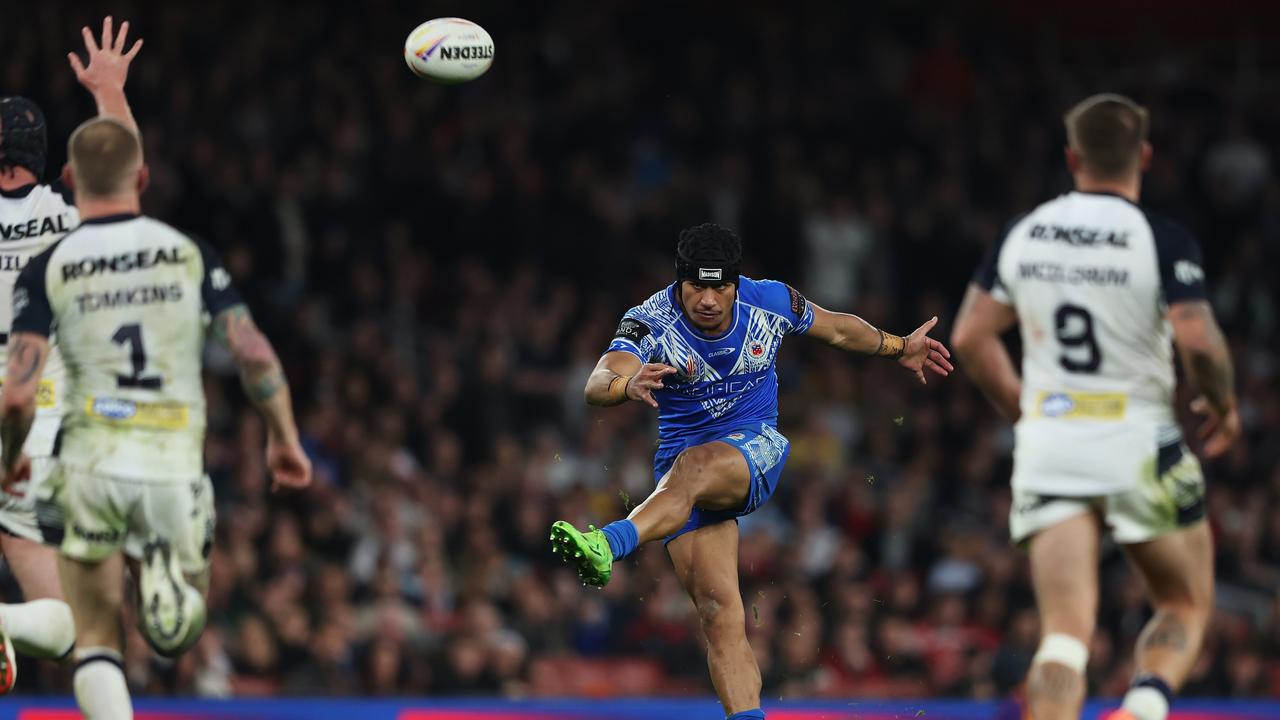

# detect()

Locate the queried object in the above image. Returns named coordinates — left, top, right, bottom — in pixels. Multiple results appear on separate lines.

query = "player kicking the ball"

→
left=0, top=17, right=141, bottom=692
left=551, top=223, right=952, bottom=720
left=1, top=116, right=310, bottom=719
left=952, top=94, right=1235, bottom=720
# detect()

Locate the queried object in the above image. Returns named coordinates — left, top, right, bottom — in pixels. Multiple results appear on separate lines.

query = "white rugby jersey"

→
left=12, top=213, right=241, bottom=481
left=975, top=191, right=1207, bottom=494
left=0, top=182, right=78, bottom=456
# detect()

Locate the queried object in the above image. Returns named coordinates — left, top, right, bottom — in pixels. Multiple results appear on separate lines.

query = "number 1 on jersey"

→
left=112, top=323, right=163, bottom=389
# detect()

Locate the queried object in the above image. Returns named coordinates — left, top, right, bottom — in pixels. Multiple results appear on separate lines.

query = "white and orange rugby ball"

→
left=404, top=18, right=494, bottom=84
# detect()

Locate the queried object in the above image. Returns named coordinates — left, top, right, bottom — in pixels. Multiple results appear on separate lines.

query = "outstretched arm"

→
left=1168, top=300, right=1239, bottom=457
left=211, top=305, right=311, bottom=490
left=804, top=303, right=953, bottom=384
left=951, top=284, right=1021, bottom=420
left=68, top=17, right=143, bottom=138
left=0, top=333, right=49, bottom=481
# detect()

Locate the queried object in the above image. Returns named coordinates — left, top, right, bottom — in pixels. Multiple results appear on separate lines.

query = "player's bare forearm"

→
left=1170, top=301, right=1236, bottom=413
left=585, top=351, right=672, bottom=409
left=953, top=285, right=1022, bottom=420
left=0, top=334, right=48, bottom=471
left=213, top=305, right=298, bottom=440
left=958, top=335, right=1022, bottom=420
left=805, top=305, right=901, bottom=356
left=585, top=366, right=626, bottom=406
left=585, top=351, right=642, bottom=406
left=93, top=86, right=140, bottom=138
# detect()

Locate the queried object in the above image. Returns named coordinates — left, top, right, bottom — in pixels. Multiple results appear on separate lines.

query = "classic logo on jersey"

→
left=61, top=246, right=188, bottom=282
left=708, top=347, right=736, bottom=358
left=1174, top=260, right=1204, bottom=285
left=1028, top=223, right=1129, bottom=248
left=614, top=318, right=651, bottom=345
left=0, top=215, right=72, bottom=241
left=698, top=268, right=722, bottom=282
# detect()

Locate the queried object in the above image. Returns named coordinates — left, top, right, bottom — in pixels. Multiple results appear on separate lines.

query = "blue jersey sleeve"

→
left=747, top=278, right=815, bottom=335
left=606, top=308, right=661, bottom=360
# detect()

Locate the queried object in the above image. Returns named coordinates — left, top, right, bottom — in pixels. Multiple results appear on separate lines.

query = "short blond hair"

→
left=1064, top=93, right=1150, bottom=179
left=67, top=117, right=141, bottom=198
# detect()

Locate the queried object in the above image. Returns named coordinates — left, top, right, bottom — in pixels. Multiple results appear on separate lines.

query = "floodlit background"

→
left=2, top=0, right=1279, bottom=714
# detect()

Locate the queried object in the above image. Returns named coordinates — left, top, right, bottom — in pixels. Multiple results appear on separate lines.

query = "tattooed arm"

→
left=1168, top=300, right=1239, bottom=458
left=0, top=333, right=50, bottom=476
left=211, top=304, right=310, bottom=490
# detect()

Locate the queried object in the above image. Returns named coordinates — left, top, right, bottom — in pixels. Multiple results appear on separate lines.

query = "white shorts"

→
left=1010, top=442, right=1205, bottom=545
left=0, top=456, right=60, bottom=545
left=38, top=462, right=215, bottom=575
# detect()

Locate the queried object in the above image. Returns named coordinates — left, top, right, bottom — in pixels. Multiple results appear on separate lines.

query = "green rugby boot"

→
left=550, top=520, right=614, bottom=587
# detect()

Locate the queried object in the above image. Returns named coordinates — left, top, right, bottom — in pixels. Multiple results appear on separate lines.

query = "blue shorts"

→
left=654, top=422, right=791, bottom=542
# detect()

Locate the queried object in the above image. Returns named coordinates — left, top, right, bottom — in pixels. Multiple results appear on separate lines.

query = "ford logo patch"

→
left=1040, top=393, right=1075, bottom=418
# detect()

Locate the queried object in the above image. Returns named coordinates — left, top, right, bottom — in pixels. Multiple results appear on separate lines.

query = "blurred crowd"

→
left=5, top=0, right=1280, bottom=701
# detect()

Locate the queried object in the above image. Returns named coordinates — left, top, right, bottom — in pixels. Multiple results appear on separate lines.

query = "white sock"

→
left=0, top=599, right=75, bottom=658
left=73, top=648, right=133, bottom=720
left=1122, top=686, right=1170, bottom=720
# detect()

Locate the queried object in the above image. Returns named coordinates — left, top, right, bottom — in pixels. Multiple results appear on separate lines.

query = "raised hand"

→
left=900, top=316, right=954, bottom=385
left=67, top=16, right=143, bottom=96
left=626, top=363, right=678, bottom=409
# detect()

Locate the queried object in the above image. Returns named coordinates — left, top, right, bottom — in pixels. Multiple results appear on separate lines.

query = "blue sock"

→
left=599, top=519, right=639, bottom=560
left=728, top=711, right=765, bottom=720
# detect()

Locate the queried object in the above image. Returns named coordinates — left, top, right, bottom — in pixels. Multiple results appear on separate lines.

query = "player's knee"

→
left=695, top=593, right=745, bottom=638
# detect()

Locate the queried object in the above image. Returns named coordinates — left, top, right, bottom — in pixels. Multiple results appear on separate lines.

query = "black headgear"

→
left=0, top=97, right=48, bottom=179
left=675, top=223, right=742, bottom=286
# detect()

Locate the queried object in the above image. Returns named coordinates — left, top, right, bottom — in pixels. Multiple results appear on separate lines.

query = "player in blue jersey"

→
left=550, top=223, right=953, bottom=719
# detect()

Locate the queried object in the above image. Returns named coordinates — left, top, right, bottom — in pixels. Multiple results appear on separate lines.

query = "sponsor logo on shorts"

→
left=71, top=522, right=121, bottom=545
left=726, top=432, right=746, bottom=441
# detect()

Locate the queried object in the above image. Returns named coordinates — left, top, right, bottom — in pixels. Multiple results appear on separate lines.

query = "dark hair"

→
left=0, top=97, right=49, bottom=178
left=676, top=223, right=742, bottom=282
left=1063, top=93, right=1150, bottom=179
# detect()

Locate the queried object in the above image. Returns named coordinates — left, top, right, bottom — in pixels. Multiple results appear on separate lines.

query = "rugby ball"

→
left=404, top=18, right=494, bottom=84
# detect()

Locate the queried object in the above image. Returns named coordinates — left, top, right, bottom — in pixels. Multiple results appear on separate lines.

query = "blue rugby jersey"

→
left=606, top=276, right=815, bottom=448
